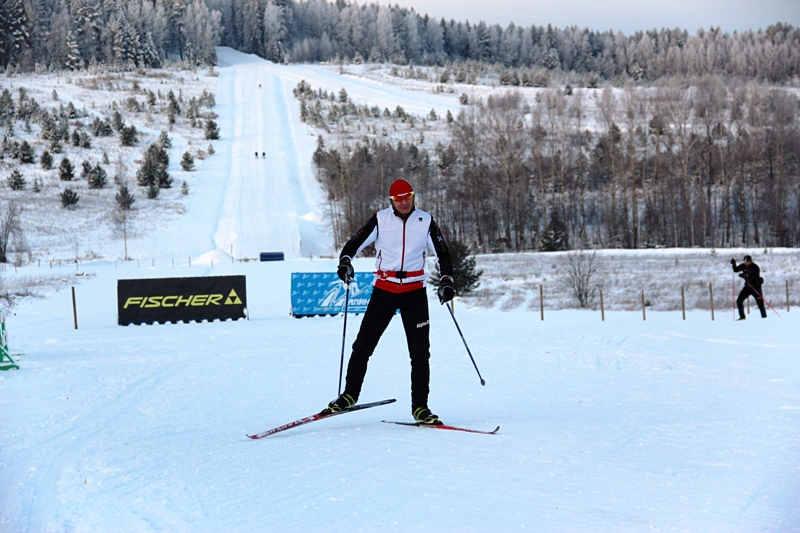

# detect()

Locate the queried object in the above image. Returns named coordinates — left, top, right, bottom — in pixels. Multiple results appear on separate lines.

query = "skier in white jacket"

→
left=326, top=179, right=454, bottom=425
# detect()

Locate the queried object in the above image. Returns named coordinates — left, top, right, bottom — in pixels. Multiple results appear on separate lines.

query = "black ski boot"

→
left=413, top=406, right=442, bottom=425
left=327, top=393, right=356, bottom=413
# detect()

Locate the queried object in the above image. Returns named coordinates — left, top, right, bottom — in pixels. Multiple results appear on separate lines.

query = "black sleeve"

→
left=340, top=213, right=378, bottom=261
left=733, top=263, right=745, bottom=273
left=429, top=217, right=453, bottom=278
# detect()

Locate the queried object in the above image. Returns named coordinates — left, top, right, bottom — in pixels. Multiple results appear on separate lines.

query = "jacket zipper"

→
left=400, top=219, right=407, bottom=285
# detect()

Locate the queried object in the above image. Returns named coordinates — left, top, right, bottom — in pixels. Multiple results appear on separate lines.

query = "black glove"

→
left=437, top=275, right=455, bottom=304
left=730, top=258, right=736, bottom=266
left=337, top=257, right=354, bottom=283
left=739, top=272, right=746, bottom=279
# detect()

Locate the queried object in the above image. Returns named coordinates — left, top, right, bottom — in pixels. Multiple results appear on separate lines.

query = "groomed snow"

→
left=1, top=49, right=799, bottom=533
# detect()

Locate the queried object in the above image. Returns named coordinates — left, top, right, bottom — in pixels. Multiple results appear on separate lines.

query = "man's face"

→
left=391, top=192, right=414, bottom=215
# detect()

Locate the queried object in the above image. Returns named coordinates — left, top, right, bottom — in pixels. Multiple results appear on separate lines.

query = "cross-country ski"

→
left=247, top=399, right=396, bottom=439
left=382, top=420, right=500, bottom=435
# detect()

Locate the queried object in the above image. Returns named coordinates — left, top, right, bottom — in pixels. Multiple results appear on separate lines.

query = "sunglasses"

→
left=389, top=191, right=414, bottom=201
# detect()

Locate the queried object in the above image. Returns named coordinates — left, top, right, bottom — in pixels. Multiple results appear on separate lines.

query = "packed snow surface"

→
left=2, top=48, right=800, bottom=533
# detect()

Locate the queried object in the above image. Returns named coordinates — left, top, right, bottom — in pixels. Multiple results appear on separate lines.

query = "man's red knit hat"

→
left=389, top=179, right=413, bottom=198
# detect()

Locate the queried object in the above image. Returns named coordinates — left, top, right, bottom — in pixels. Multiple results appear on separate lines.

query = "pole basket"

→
left=0, top=313, right=19, bottom=371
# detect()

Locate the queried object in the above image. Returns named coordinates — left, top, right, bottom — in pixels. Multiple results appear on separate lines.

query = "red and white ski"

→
left=382, top=420, right=500, bottom=435
left=247, top=399, right=396, bottom=439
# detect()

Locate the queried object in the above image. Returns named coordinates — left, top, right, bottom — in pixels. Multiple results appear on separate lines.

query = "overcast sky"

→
left=374, top=0, right=799, bottom=35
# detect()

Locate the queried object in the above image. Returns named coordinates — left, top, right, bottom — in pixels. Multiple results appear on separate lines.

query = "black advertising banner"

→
left=117, top=275, right=247, bottom=326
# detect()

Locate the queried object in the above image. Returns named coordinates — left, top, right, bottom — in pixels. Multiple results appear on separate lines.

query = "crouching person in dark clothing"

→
left=326, top=179, right=454, bottom=425
left=731, top=255, right=767, bottom=320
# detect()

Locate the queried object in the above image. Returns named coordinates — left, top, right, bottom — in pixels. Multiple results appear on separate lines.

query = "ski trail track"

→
left=140, top=48, right=458, bottom=261
left=211, top=49, right=332, bottom=260
left=2, top=357, right=181, bottom=532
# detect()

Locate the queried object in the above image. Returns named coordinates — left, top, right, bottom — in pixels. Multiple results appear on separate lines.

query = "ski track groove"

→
left=11, top=365, right=177, bottom=533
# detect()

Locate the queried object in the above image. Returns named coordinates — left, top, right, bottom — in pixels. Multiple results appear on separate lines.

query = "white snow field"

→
left=2, top=49, right=800, bottom=533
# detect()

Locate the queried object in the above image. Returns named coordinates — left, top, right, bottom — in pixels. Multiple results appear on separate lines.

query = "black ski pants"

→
left=737, top=284, right=767, bottom=319
left=343, top=286, right=431, bottom=408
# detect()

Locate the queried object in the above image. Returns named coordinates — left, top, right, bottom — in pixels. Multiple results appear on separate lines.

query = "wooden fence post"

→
left=641, top=290, right=646, bottom=321
left=600, top=290, right=605, bottom=321
left=787, top=280, right=790, bottom=312
left=539, top=285, right=544, bottom=321
left=71, top=286, right=78, bottom=330
left=709, top=283, right=715, bottom=321
left=681, top=286, right=686, bottom=320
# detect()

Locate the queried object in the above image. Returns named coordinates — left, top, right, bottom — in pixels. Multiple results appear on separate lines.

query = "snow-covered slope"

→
left=1, top=49, right=799, bottom=533
left=136, top=48, right=462, bottom=263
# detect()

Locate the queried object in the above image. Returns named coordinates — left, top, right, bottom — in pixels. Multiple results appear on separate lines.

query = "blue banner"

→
left=291, top=272, right=374, bottom=317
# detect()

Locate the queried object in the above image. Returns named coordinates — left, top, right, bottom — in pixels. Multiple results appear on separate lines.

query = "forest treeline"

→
left=313, top=78, right=800, bottom=252
left=0, top=1, right=799, bottom=84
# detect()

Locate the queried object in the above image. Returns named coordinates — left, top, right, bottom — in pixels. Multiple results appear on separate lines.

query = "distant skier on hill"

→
left=731, top=255, right=767, bottom=320
left=327, top=179, right=454, bottom=425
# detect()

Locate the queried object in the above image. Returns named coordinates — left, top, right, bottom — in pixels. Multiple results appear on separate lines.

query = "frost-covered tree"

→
left=263, top=1, right=286, bottom=63
left=158, top=131, right=172, bottom=148
left=4, top=0, right=30, bottom=68
left=6, top=169, right=25, bottom=190
left=115, top=184, right=135, bottom=211
left=136, top=143, right=170, bottom=188
left=241, top=0, right=264, bottom=56
left=87, top=163, right=107, bottom=189
left=18, top=140, right=34, bottom=163
left=120, top=124, right=138, bottom=146
left=65, top=30, right=82, bottom=70
left=59, top=156, right=74, bottom=181
left=180, top=151, right=195, bottom=171
left=60, top=187, right=79, bottom=208
left=40, top=150, right=53, bottom=170
left=204, top=119, right=220, bottom=140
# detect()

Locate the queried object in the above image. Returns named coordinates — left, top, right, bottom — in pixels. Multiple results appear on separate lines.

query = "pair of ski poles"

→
left=337, top=279, right=485, bottom=397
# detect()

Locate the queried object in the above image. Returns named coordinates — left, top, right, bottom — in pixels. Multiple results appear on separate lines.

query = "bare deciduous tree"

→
left=559, top=249, right=603, bottom=308
left=0, top=203, right=22, bottom=264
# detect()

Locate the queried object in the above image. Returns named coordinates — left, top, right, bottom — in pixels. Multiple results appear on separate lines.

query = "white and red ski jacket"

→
left=340, top=206, right=453, bottom=293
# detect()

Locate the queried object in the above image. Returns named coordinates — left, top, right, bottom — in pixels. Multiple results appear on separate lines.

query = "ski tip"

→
left=480, top=379, right=486, bottom=386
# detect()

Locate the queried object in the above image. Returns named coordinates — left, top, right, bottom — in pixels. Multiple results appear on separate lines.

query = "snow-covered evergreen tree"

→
left=7, top=169, right=26, bottom=190
left=65, top=30, right=83, bottom=70
left=5, top=0, right=30, bottom=67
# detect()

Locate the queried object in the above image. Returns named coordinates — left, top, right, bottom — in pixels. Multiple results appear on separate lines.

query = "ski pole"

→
left=744, top=279, right=781, bottom=318
left=338, top=280, right=351, bottom=396
left=446, top=301, right=486, bottom=386
left=731, top=274, right=735, bottom=321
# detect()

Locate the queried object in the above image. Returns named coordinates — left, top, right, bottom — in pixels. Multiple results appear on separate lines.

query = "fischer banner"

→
left=118, top=275, right=247, bottom=325
left=291, top=272, right=373, bottom=317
